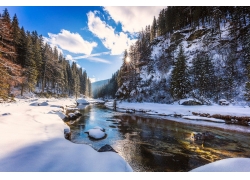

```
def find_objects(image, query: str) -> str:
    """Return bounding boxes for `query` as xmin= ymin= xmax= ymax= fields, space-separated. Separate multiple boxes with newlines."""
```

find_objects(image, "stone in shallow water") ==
xmin=98 ymin=144 xmax=117 ymax=153
xmin=87 ymin=128 xmax=106 ymax=139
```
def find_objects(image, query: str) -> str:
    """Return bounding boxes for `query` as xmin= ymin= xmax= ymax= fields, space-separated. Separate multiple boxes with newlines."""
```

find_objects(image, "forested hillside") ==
xmin=0 ymin=8 xmax=92 ymax=100
xmin=93 ymin=71 xmax=119 ymax=99
xmin=99 ymin=6 xmax=250 ymax=105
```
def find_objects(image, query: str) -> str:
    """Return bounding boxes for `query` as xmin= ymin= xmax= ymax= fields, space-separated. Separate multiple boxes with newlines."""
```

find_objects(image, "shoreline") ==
xmin=104 ymin=100 xmax=250 ymax=134
xmin=0 ymin=97 xmax=133 ymax=172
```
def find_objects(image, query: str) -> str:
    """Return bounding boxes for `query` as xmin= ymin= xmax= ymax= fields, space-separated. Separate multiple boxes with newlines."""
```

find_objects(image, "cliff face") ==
xmin=116 ymin=21 xmax=250 ymax=105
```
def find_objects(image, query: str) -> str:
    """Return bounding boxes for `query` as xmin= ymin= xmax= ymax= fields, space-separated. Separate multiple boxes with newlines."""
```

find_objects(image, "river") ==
xmin=67 ymin=104 xmax=250 ymax=172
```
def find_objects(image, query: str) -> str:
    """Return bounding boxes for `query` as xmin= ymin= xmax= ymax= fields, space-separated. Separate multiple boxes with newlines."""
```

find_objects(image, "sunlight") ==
xmin=126 ymin=57 xmax=130 ymax=63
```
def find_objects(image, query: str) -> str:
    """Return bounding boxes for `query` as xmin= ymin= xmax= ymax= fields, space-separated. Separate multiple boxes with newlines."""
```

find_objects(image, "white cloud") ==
xmin=87 ymin=11 xmax=136 ymax=55
xmin=73 ymin=51 xmax=110 ymax=60
xmin=89 ymin=77 xmax=96 ymax=83
xmin=47 ymin=29 xmax=97 ymax=55
xmin=76 ymin=63 xmax=81 ymax=68
xmin=69 ymin=52 xmax=111 ymax=64
xmin=65 ymin=54 xmax=74 ymax=61
xmin=86 ymin=57 xmax=111 ymax=64
xmin=103 ymin=6 xmax=166 ymax=33
xmin=65 ymin=54 xmax=82 ymax=68
xmin=43 ymin=36 xmax=64 ymax=55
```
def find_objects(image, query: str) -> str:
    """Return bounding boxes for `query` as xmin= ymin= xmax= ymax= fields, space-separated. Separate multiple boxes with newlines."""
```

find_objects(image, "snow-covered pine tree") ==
xmin=191 ymin=51 xmax=215 ymax=100
xmin=170 ymin=44 xmax=190 ymax=100
xmin=244 ymin=36 xmax=250 ymax=102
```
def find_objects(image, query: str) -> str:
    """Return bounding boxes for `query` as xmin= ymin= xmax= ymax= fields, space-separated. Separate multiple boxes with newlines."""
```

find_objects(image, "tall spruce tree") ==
xmin=23 ymin=31 xmax=38 ymax=92
xmin=170 ymin=45 xmax=190 ymax=100
xmin=244 ymin=36 xmax=250 ymax=101
xmin=191 ymin=52 xmax=215 ymax=100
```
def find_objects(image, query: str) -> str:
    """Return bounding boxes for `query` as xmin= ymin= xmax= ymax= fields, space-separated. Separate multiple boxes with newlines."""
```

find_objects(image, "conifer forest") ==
xmin=94 ymin=6 xmax=250 ymax=105
xmin=0 ymin=8 xmax=92 ymax=100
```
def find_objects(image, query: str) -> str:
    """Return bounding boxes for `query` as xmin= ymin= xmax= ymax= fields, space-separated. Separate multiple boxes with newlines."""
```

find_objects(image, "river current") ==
xmin=67 ymin=104 xmax=250 ymax=172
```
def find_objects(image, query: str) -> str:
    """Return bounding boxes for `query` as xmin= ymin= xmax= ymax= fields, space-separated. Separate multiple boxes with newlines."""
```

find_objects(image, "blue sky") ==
xmin=0 ymin=6 xmax=166 ymax=82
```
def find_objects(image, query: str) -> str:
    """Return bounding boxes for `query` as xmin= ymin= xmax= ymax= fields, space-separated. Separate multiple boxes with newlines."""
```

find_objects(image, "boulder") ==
xmin=219 ymin=99 xmax=230 ymax=106
xmin=181 ymin=99 xmax=202 ymax=105
xmin=98 ymin=144 xmax=117 ymax=153
xmin=86 ymin=128 xmax=106 ymax=140
xmin=191 ymin=131 xmax=214 ymax=141
xmin=76 ymin=98 xmax=90 ymax=106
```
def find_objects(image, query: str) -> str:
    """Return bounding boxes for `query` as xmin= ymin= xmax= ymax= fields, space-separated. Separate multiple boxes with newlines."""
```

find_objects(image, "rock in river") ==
xmin=98 ymin=144 xmax=117 ymax=153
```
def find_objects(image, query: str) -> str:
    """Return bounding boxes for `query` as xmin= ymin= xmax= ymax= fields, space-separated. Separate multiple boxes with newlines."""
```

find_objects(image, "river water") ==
xmin=67 ymin=104 xmax=250 ymax=172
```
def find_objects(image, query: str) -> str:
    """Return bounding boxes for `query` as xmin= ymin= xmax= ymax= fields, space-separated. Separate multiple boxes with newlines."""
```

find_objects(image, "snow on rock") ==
xmin=183 ymin=116 xmax=225 ymax=123
xmin=30 ymin=101 xmax=49 ymax=106
xmin=39 ymin=102 xmax=49 ymax=106
xmin=93 ymin=126 xmax=105 ymax=131
xmin=63 ymin=123 xmax=70 ymax=134
xmin=0 ymin=98 xmax=132 ymax=172
xmin=87 ymin=128 xmax=106 ymax=139
xmin=87 ymin=98 xmax=105 ymax=104
xmin=48 ymin=110 xmax=67 ymax=120
xmin=76 ymin=98 xmax=90 ymax=105
xmin=1 ymin=113 xmax=11 ymax=116
xmin=29 ymin=102 xmax=39 ymax=106
xmin=190 ymin=158 xmax=250 ymax=172
xmin=68 ymin=113 xmax=75 ymax=118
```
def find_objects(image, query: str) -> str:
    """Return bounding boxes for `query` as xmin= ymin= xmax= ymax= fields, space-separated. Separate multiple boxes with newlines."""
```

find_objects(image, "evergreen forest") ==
xmin=0 ymin=8 xmax=92 ymax=100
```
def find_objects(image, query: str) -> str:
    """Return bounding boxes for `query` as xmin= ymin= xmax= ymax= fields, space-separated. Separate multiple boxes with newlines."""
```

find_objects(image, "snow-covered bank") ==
xmin=0 ymin=98 xmax=132 ymax=172
xmin=190 ymin=158 xmax=250 ymax=172
xmin=105 ymin=101 xmax=250 ymax=133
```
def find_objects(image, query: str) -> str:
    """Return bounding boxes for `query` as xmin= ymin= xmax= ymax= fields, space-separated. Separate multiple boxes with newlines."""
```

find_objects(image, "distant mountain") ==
xmin=92 ymin=79 xmax=109 ymax=93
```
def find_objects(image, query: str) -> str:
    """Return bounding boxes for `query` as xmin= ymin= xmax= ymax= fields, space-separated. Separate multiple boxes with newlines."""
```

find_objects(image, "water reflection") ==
xmin=67 ymin=105 xmax=250 ymax=172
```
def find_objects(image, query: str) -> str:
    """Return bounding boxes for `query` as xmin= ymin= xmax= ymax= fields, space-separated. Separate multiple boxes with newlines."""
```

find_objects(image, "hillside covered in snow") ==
xmin=111 ymin=7 xmax=250 ymax=106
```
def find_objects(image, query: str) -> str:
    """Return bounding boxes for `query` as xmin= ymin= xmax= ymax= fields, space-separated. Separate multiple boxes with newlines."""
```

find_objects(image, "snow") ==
xmin=76 ymin=98 xmax=90 ymax=105
xmin=190 ymin=158 xmax=250 ymax=172
xmin=87 ymin=128 xmax=106 ymax=139
xmin=109 ymin=101 xmax=250 ymax=117
xmin=182 ymin=116 xmax=225 ymax=123
xmin=1 ymin=97 xmax=250 ymax=173
xmin=0 ymin=98 xmax=132 ymax=172
xmin=105 ymin=101 xmax=250 ymax=133
xmin=93 ymin=126 xmax=105 ymax=131
xmin=68 ymin=113 xmax=75 ymax=118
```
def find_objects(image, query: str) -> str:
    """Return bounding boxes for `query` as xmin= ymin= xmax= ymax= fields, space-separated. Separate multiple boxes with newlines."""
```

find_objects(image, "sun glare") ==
xmin=126 ymin=57 xmax=130 ymax=63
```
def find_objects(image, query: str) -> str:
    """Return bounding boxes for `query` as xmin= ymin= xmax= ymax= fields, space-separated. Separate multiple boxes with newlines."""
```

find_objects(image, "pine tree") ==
xmin=191 ymin=52 xmax=215 ymax=100
xmin=11 ymin=14 xmax=20 ymax=64
xmin=0 ymin=9 xmax=23 ymax=99
xmin=22 ymin=31 xmax=38 ymax=92
xmin=88 ymin=78 xmax=92 ymax=97
xmin=244 ymin=36 xmax=250 ymax=101
xmin=170 ymin=45 xmax=190 ymax=100
xmin=18 ymin=27 xmax=27 ymax=67
xmin=245 ymin=64 xmax=250 ymax=101
xmin=31 ymin=31 xmax=43 ymax=87
xmin=150 ymin=16 xmax=157 ymax=42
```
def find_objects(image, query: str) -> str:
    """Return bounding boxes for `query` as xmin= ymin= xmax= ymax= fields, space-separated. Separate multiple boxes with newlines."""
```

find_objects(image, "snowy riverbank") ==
xmin=105 ymin=100 xmax=250 ymax=133
xmin=0 ymin=97 xmax=132 ymax=172
xmin=1 ymin=97 xmax=250 ymax=172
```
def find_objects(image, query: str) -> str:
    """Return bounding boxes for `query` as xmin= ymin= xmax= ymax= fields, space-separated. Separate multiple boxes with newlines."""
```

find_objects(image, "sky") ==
xmin=0 ymin=5 xmax=166 ymax=82
xmin=1 ymin=1 xmax=247 ymax=82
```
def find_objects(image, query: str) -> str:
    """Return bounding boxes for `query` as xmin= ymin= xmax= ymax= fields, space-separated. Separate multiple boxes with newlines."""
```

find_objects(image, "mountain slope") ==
xmin=116 ymin=20 xmax=250 ymax=105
